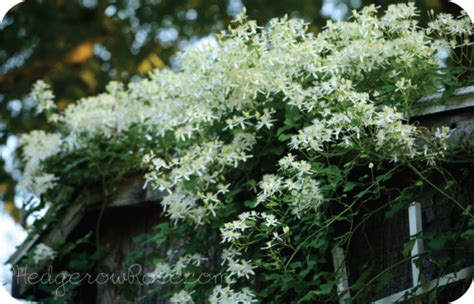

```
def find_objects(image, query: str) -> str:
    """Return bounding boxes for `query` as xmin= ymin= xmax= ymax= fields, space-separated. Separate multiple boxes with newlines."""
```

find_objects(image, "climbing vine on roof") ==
xmin=20 ymin=3 xmax=474 ymax=303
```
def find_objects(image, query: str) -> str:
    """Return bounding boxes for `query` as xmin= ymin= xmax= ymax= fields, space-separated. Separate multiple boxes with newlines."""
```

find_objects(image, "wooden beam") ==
xmin=408 ymin=202 xmax=424 ymax=285
xmin=411 ymin=86 xmax=474 ymax=117
xmin=332 ymin=246 xmax=351 ymax=303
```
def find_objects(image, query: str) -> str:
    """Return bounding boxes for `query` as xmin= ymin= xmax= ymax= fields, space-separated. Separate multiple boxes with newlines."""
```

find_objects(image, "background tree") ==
xmin=0 ymin=0 xmax=460 ymax=222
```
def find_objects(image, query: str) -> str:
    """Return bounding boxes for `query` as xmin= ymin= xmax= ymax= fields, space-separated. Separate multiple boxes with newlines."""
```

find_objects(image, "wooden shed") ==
xmin=8 ymin=87 xmax=474 ymax=303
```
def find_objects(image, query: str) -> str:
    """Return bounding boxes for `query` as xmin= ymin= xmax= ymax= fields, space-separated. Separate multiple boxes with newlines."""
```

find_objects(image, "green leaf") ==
xmin=375 ymin=172 xmax=393 ymax=183
xmin=276 ymin=124 xmax=293 ymax=136
xmin=441 ymin=86 xmax=456 ymax=99
xmin=290 ymin=261 xmax=303 ymax=269
xmin=266 ymin=201 xmax=279 ymax=208
xmin=385 ymin=201 xmax=409 ymax=219
xmin=246 ymin=179 xmax=257 ymax=188
xmin=264 ymin=145 xmax=285 ymax=156
xmin=284 ymin=106 xmax=302 ymax=127
xmin=403 ymin=239 xmax=416 ymax=257
xmin=278 ymin=133 xmax=293 ymax=141
xmin=462 ymin=205 xmax=472 ymax=216
xmin=244 ymin=199 xmax=257 ymax=208
xmin=343 ymin=182 xmax=356 ymax=192
xmin=183 ymin=176 xmax=199 ymax=191
xmin=462 ymin=229 xmax=474 ymax=240
xmin=377 ymin=271 xmax=392 ymax=287
xmin=319 ymin=281 xmax=334 ymax=295
xmin=428 ymin=235 xmax=449 ymax=251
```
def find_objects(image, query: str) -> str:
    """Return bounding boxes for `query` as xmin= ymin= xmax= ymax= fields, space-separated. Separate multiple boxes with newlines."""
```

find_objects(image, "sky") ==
xmin=0 ymin=127 xmax=25 ymax=298
xmin=0 ymin=206 xmax=26 ymax=301
xmin=0 ymin=283 xmax=23 ymax=304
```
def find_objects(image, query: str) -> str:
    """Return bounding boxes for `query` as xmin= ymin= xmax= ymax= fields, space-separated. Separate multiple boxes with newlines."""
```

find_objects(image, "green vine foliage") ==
xmin=18 ymin=3 xmax=474 ymax=303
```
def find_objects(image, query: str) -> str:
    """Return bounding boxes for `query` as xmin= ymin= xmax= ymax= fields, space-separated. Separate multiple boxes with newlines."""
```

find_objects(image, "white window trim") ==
xmin=373 ymin=265 xmax=474 ymax=304
xmin=332 ymin=246 xmax=351 ymax=303
xmin=331 ymin=202 xmax=474 ymax=304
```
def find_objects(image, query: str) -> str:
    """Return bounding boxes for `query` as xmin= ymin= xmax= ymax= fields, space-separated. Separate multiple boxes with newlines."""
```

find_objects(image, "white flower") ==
xmin=209 ymin=285 xmax=258 ymax=304
xmin=290 ymin=119 xmax=329 ymax=152
xmin=256 ymin=108 xmax=276 ymax=130
xmin=238 ymin=211 xmax=257 ymax=222
xmin=217 ymin=183 xmax=231 ymax=195
xmin=434 ymin=126 xmax=450 ymax=141
xmin=32 ymin=243 xmax=56 ymax=264
xmin=20 ymin=131 xmax=62 ymax=171
xmin=226 ymin=258 xmax=256 ymax=279
xmin=220 ymin=216 xmax=254 ymax=243
xmin=225 ymin=115 xmax=251 ymax=130
xmin=170 ymin=290 xmax=194 ymax=304
xmin=151 ymin=157 xmax=170 ymax=171
xmin=261 ymin=241 xmax=274 ymax=250
xmin=395 ymin=77 xmax=417 ymax=93
xmin=221 ymin=248 xmax=242 ymax=265
xmin=161 ymin=192 xmax=198 ymax=225
xmin=30 ymin=173 xmax=59 ymax=196
xmin=278 ymin=154 xmax=312 ymax=176
xmin=428 ymin=13 xmax=472 ymax=37
xmin=146 ymin=262 xmax=173 ymax=281
xmin=289 ymin=177 xmax=324 ymax=218
xmin=19 ymin=131 xmax=62 ymax=195
xmin=257 ymin=174 xmax=283 ymax=203
xmin=261 ymin=213 xmax=278 ymax=227
xmin=189 ymin=253 xmax=208 ymax=267
xmin=221 ymin=229 xmax=243 ymax=244
xmin=30 ymin=80 xmax=56 ymax=113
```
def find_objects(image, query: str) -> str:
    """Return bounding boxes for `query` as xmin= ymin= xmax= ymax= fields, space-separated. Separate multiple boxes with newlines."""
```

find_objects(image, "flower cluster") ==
xmin=170 ymin=290 xmax=194 ymax=304
xmin=220 ymin=211 xmax=280 ymax=244
xmin=209 ymin=285 xmax=257 ymax=304
xmin=32 ymin=243 xmax=57 ymax=264
xmin=428 ymin=12 xmax=473 ymax=39
xmin=19 ymin=131 xmax=62 ymax=195
xmin=30 ymin=80 xmax=56 ymax=113
xmin=146 ymin=252 xmax=208 ymax=281
xmin=20 ymin=3 xmax=462 ymax=195
xmin=256 ymin=155 xmax=324 ymax=218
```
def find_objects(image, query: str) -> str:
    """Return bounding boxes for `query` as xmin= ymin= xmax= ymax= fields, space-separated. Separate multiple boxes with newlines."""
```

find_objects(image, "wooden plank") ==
xmin=332 ymin=246 xmax=351 ymax=303
xmin=7 ymin=234 xmax=40 ymax=266
xmin=89 ymin=177 xmax=165 ymax=209
xmin=408 ymin=202 xmax=424 ymax=285
xmin=412 ymin=86 xmax=474 ymax=117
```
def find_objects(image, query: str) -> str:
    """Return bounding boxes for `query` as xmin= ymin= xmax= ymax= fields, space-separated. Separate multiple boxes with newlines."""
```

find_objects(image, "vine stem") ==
xmin=284 ymin=164 xmax=402 ymax=269
xmin=350 ymin=251 xmax=430 ymax=301
xmin=95 ymin=175 xmax=109 ymax=249
xmin=407 ymin=162 xmax=472 ymax=217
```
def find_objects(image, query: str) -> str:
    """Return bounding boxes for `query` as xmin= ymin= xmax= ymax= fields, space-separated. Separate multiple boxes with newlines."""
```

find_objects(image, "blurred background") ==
xmin=0 ymin=0 xmax=462 ymax=293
